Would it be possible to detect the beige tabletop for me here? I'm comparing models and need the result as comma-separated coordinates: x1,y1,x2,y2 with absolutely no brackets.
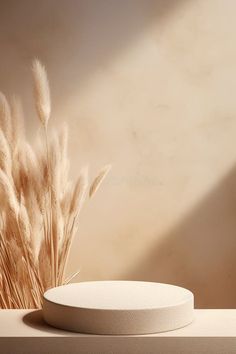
0,310,236,354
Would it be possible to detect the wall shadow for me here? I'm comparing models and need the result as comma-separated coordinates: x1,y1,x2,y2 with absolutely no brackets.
0,0,187,95
124,166,236,308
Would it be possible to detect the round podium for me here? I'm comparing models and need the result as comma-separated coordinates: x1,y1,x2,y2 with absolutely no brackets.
43,281,194,335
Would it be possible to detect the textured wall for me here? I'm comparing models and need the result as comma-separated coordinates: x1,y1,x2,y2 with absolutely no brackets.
0,0,236,307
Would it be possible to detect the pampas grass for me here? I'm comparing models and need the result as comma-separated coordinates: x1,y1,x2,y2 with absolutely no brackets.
0,60,110,309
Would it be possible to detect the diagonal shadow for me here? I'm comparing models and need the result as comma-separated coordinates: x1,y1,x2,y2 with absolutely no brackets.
0,0,187,94
124,166,236,309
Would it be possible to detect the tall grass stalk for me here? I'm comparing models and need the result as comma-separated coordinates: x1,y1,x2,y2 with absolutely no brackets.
0,60,110,308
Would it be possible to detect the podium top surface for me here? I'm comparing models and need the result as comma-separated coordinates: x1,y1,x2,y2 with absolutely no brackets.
43,281,193,310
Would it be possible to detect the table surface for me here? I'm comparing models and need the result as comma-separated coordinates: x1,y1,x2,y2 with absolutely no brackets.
0,310,236,354
0,309,235,337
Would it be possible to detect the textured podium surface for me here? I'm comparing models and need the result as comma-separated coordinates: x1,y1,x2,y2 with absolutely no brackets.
43,281,194,334
0,309,236,354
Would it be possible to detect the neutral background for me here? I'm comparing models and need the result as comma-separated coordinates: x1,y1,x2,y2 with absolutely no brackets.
0,0,236,308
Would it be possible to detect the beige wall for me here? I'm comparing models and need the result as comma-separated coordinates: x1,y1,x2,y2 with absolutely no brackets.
0,0,236,308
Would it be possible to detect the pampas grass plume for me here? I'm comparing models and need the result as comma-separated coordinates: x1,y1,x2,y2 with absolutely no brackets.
0,60,110,309
32,59,51,127
89,164,111,198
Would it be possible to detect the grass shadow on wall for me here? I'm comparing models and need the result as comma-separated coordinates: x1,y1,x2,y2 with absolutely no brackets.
124,166,236,309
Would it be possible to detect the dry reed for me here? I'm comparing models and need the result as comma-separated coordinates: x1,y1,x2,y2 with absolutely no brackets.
0,60,110,308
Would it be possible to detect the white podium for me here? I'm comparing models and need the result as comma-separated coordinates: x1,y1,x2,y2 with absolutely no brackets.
43,281,194,335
